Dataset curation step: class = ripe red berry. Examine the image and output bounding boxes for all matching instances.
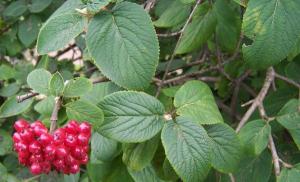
[39,133,53,146]
[41,162,51,174]
[32,125,48,137]
[18,156,28,165]
[65,134,77,147]
[29,154,43,164]
[53,128,66,145]
[53,159,65,171]
[18,150,30,159]
[65,121,79,134]
[55,145,68,159]
[69,163,80,174]
[14,142,28,152]
[19,129,34,142]
[71,146,83,159]
[14,119,29,132]
[79,153,89,164]
[77,133,89,146]
[13,132,22,143]
[79,122,91,135]
[30,163,42,175]
[29,141,41,154]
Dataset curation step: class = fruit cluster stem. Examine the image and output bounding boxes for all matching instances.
[50,97,62,134]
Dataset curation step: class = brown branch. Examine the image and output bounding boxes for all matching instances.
[274,72,300,89]
[55,43,77,58]
[236,67,275,132]
[269,134,281,176]
[157,31,182,37]
[144,0,157,12]
[155,0,203,98]
[16,92,39,103]
[91,77,109,84]
[50,97,61,133]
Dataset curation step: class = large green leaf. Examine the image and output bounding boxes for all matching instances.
[66,100,104,131]
[277,164,300,182]
[49,72,64,96]
[161,117,211,182]
[29,0,53,13]
[175,2,217,54]
[3,0,27,18]
[234,150,272,182]
[206,123,242,173]
[18,15,41,47]
[90,132,120,163]
[63,77,92,98]
[0,97,33,118]
[276,99,300,149]
[242,0,300,69]
[238,120,271,156]
[98,91,165,143]
[123,136,159,171]
[86,2,159,89]
[34,96,55,116]
[27,68,52,95]
[154,0,190,28]
[128,165,165,182]
[37,0,85,54]
[174,80,223,125]
[0,65,16,80]
[0,83,20,97]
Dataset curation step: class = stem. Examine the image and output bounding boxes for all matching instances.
[269,134,281,176]
[16,92,39,103]
[50,97,61,133]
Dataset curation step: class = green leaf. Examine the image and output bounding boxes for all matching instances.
[3,0,27,18]
[0,97,33,118]
[276,99,300,149]
[0,83,20,97]
[0,130,13,156]
[214,0,241,52]
[238,119,271,155]
[175,2,217,54]
[161,117,211,182]
[34,96,55,116]
[49,72,64,96]
[29,0,53,13]
[154,0,191,28]
[37,0,85,54]
[285,62,300,82]
[242,0,300,69]
[63,77,92,98]
[0,65,16,80]
[174,80,223,125]
[234,150,272,182]
[64,174,79,182]
[86,2,159,89]
[27,68,52,95]
[81,82,121,105]
[104,160,134,182]
[91,132,120,163]
[277,164,300,182]
[232,0,247,7]
[206,123,242,173]
[180,0,195,4]
[128,165,165,182]
[66,100,104,131]
[288,38,300,61]
[18,15,41,47]
[98,91,165,143]
[123,136,159,171]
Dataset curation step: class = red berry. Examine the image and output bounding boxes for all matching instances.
[53,159,65,171]
[18,150,30,159]
[29,154,43,164]
[79,153,89,164]
[77,133,89,146]
[30,121,44,128]
[41,162,51,174]
[55,145,68,159]
[32,125,48,137]
[65,134,77,147]
[83,145,89,153]
[30,163,42,175]
[18,156,28,165]
[29,141,41,154]
[19,129,34,143]
[66,155,77,166]
[39,133,53,146]
[14,119,29,132]
[53,128,66,145]
[71,146,83,159]
[13,132,22,143]
[69,163,80,174]
[14,142,28,152]
[79,122,91,135]
[65,121,79,134]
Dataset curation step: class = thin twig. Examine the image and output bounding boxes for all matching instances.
[16,92,39,103]
[144,0,157,12]
[157,31,182,37]
[275,72,300,89]
[155,0,203,98]
[269,134,281,176]
[50,97,61,133]
[91,77,109,84]
[229,173,236,182]
[23,174,42,182]
[279,159,293,168]
[236,67,275,132]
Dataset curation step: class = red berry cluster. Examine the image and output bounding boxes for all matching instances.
[13,119,91,175]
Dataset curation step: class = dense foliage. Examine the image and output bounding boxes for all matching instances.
[0,0,300,181]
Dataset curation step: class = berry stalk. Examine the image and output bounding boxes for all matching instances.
[50,97,62,134]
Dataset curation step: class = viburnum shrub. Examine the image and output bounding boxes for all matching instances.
[13,119,91,175]
[1,0,300,181]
